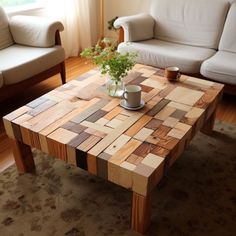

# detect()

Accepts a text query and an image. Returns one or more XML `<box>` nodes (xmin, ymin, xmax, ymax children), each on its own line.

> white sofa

<box><xmin>0</xmin><ymin>6</ymin><xmax>65</xmax><ymax>101</ymax></box>
<box><xmin>114</xmin><ymin>0</ymin><xmax>236</xmax><ymax>87</ymax></box>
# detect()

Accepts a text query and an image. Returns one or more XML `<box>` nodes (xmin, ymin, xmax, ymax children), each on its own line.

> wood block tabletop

<box><xmin>3</xmin><ymin>64</ymin><xmax>224</xmax><ymax>234</ymax></box>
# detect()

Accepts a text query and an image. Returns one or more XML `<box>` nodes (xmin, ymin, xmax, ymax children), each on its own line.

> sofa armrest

<box><xmin>9</xmin><ymin>16</ymin><xmax>64</xmax><ymax>48</ymax></box>
<box><xmin>114</xmin><ymin>14</ymin><xmax>154</xmax><ymax>42</ymax></box>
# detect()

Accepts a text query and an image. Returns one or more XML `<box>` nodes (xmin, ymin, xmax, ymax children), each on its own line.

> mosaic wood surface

<box><xmin>3</xmin><ymin>64</ymin><xmax>224</xmax><ymax>196</ymax></box>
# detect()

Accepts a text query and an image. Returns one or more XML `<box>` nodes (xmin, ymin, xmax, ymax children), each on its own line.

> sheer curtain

<box><xmin>46</xmin><ymin>0</ymin><xmax>99</xmax><ymax>57</ymax></box>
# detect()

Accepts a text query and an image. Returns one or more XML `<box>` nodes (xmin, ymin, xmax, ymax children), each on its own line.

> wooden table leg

<box><xmin>9</xmin><ymin>138</ymin><xmax>35</xmax><ymax>173</ymax></box>
<box><xmin>201</xmin><ymin>110</ymin><xmax>216</xmax><ymax>135</ymax></box>
<box><xmin>131</xmin><ymin>192</ymin><xmax>152</xmax><ymax>234</ymax></box>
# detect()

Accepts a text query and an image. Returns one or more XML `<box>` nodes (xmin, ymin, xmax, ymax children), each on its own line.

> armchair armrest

<box><xmin>114</xmin><ymin>14</ymin><xmax>154</xmax><ymax>42</ymax></box>
<box><xmin>9</xmin><ymin>16</ymin><xmax>64</xmax><ymax>48</ymax></box>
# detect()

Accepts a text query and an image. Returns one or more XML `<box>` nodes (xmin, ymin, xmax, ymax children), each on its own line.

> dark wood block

<box><xmin>67</xmin><ymin>132</ymin><xmax>90</xmax><ymax>148</ymax></box>
<box><xmin>76</xmin><ymin>149</ymin><xmax>88</xmax><ymax>170</ymax></box>
<box><xmin>86</xmin><ymin>110</ymin><xmax>108</xmax><ymax>123</ymax></box>
<box><xmin>171</xmin><ymin>109</ymin><xmax>187</xmax><ymax>120</ymax></box>
<box><xmin>145</xmin><ymin>118</ymin><xmax>162</xmax><ymax>130</ymax></box>
<box><xmin>147</xmin><ymin>99</ymin><xmax>170</xmax><ymax>117</ymax></box>
<box><xmin>133</xmin><ymin>142</ymin><xmax>156</xmax><ymax>158</ymax></box>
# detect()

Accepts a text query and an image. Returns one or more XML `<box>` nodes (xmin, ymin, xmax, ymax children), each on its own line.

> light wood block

<box><xmin>125</xmin><ymin>115</ymin><xmax>152</xmax><ymax>137</ymax></box>
<box><xmin>3</xmin><ymin>106</ymin><xmax>31</xmax><ymax>121</ymax></box>
<box><xmin>104</xmin><ymin>134</ymin><xmax>131</xmax><ymax>156</ymax></box>
<box><xmin>119</xmin><ymin>161</ymin><xmax>136</xmax><ymax>188</ymax></box>
<box><xmin>142</xmin><ymin>89</ymin><xmax>160</xmax><ymax>103</ymax></box>
<box><xmin>66</xmin><ymin>145</ymin><xmax>76</xmax><ymax>166</ymax></box>
<box><xmin>95</xmin><ymin>118</ymin><xmax>109</xmax><ymax>126</ymax></box>
<box><xmin>87</xmin><ymin>153</ymin><xmax>97</xmax><ymax>175</ymax></box>
<box><xmin>77</xmin><ymin>135</ymin><xmax>101</xmax><ymax>152</ymax></box>
<box><xmin>84</xmin><ymin>128</ymin><xmax>106</xmax><ymax>138</ymax></box>
<box><xmin>141</xmin><ymin>153</ymin><xmax>164</xmax><ymax>169</ymax></box>
<box><xmin>108</xmin><ymin>139</ymin><xmax>142</xmax><ymax>184</ymax></box>
<box><xmin>48</xmin><ymin>128</ymin><xmax>78</xmax><ymax>144</ymax></box>
<box><xmin>132</xmin><ymin>164</ymin><xmax>155</xmax><ymax>196</ymax></box>
<box><xmin>166</xmin><ymin>87</ymin><xmax>204</xmax><ymax>106</ymax></box>
<box><xmin>97</xmin><ymin>152</ymin><xmax>111</xmax><ymax>180</ymax></box>
<box><xmin>115</xmin><ymin>114</ymin><xmax>129</xmax><ymax>121</ymax></box>
<box><xmin>133</xmin><ymin>128</ymin><xmax>154</xmax><ymax>141</ymax></box>
<box><xmin>163</xmin><ymin>117</ymin><xmax>179</xmax><ymax>128</ymax></box>
<box><xmin>101</xmin><ymin>98</ymin><xmax>120</xmax><ymax>112</ymax></box>
<box><xmin>105</xmin><ymin>118</ymin><xmax>123</xmax><ymax>129</ymax></box>
<box><xmin>168</xmin><ymin>101</ymin><xmax>192</xmax><ymax>112</ymax></box>
<box><xmin>80</xmin><ymin>120</ymin><xmax>113</xmax><ymax>134</ymax></box>
<box><xmin>141</xmin><ymin>78</ymin><xmax>167</xmax><ymax>90</ymax></box>
<box><xmin>155</xmin><ymin>106</ymin><xmax>176</xmax><ymax>121</ymax></box>
<box><xmin>103</xmin><ymin>106</ymin><xmax>123</xmax><ymax>120</ymax></box>
<box><xmin>88</xmin><ymin>112</ymin><xmax>144</xmax><ymax>157</ymax></box>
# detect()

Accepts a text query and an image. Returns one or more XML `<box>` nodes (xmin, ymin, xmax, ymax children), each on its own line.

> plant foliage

<box><xmin>81</xmin><ymin>40</ymin><xmax>137</xmax><ymax>82</ymax></box>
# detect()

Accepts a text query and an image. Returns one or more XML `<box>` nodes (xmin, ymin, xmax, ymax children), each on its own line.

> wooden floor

<box><xmin>0</xmin><ymin>57</ymin><xmax>235</xmax><ymax>173</ymax></box>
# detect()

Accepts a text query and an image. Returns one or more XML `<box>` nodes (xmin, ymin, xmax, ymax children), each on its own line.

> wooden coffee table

<box><xmin>3</xmin><ymin>64</ymin><xmax>224</xmax><ymax>234</ymax></box>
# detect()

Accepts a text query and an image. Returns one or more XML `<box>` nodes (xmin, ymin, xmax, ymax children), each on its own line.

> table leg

<box><xmin>201</xmin><ymin>110</ymin><xmax>216</xmax><ymax>135</ymax></box>
<box><xmin>9</xmin><ymin>138</ymin><xmax>35</xmax><ymax>173</ymax></box>
<box><xmin>131</xmin><ymin>192</ymin><xmax>152</xmax><ymax>234</ymax></box>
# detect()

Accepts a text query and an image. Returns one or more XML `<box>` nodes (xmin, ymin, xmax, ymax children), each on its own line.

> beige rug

<box><xmin>0</xmin><ymin>120</ymin><xmax>236</xmax><ymax>236</ymax></box>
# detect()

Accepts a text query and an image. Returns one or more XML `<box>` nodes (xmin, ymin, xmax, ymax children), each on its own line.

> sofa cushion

<box><xmin>0</xmin><ymin>7</ymin><xmax>14</xmax><ymax>50</ymax></box>
<box><xmin>200</xmin><ymin>51</ymin><xmax>236</xmax><ymax>85</ymax></box>
<box><xmin>150</xmin><ymin>0</ymin><xmax>230</xmax><ymax>49</ymax></box>
<box><xmin>219</xmin><ymin>3</ymin><xmax>236</xmax><ymax>53</ymax></box>
<box><xmin>118</xmin><ymin>39</ymin><xmax>216</xmax><ymax>74</ymax></box>
<box><xmin>0</xmin><ymin>45</ymin><xmax>65</xmax><ymax>85</ymax></box>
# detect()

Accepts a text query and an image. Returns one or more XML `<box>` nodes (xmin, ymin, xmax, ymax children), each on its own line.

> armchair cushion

<box><xmin>114</xmin><ymin>14</ymin><xmax>154</xmax><ymax>42</ymax></box>
<box><xmin>9</xmin><ymin>16</ymin><xmax>64</xmax><ymax>48</ymax></box>
<box><xmin>0</xmin><ymin>7</ymin><xmax>14</xmax><ymax>50</ymax></box>
<box><xmin>118</xmin><ymin>39</ymin><xmax>216</xmax><ymax>74</ymax></box>
<box><xmin>200</xmin><ymin>51</ymin><xmax>236</xmax><ymax>85</ymax></box>
<box><xmin>0</xmin><ymin>45</ymin><xmax>65</xmax><ymax>85</ymax></box>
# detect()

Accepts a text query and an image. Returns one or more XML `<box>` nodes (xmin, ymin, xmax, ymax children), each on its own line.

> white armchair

<box><xmin>0</xmin><ymin>6</ymin><xmax>66</xmax><ymax>101</ymax></box>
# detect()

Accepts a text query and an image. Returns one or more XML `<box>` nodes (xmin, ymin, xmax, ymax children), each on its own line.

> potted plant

<box><xmin>80</xmin><ymin>39</ymin><xmax>137</xmax><ymax>97</ymax></box>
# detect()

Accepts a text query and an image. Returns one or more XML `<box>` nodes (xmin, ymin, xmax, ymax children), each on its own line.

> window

<box><xmin>0</xmin><ymin>0</ymin><xmax>45</xmax><ymax>12</ymax></box>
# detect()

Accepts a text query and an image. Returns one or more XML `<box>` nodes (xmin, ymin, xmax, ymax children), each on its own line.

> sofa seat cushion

<box><xmin>200</xmin><ymin>51</ymin><xmax>236</xmax><ymax>85</ymax></box>
<box><xmin>118</xmin><ymin>39</ymin><xmax>216</xmax><ymax>74</ymax></box>
<box><xmin>0</xmin><ymin>44</ymin><xmax>65</xmax><ymax>85</ymax></box>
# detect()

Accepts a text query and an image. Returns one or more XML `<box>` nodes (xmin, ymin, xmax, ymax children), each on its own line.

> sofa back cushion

<box><xmin>150</xmin><ymin>0</ymin><xmax>230</xmax><ymax>49</ymax></box>
<box><xmin>219</xmin><ymin>3</ymin><xmax>236</xmax><ymax>53</ymax></box>
<box><xmin>0</xmin><ymin>7</ymin><xmax>14</xmax><ymax>50</ymax></box>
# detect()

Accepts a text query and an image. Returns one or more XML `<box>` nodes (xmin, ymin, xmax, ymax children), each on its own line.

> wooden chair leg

<box><xmin>60</xmin><ymin>61</ymin><xmax>66</xmax><ymax>84</ymax></box>
<box><xmin>131</xmin><ymin>192</ymin><xmax>152</xmax><ymax>234</ymax></box>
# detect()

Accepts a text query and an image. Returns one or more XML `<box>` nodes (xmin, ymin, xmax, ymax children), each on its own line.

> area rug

<box><xmin>0</xmin><ymin>120</ymin><xmax>236</xmax><ymax>236</ymax></box>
